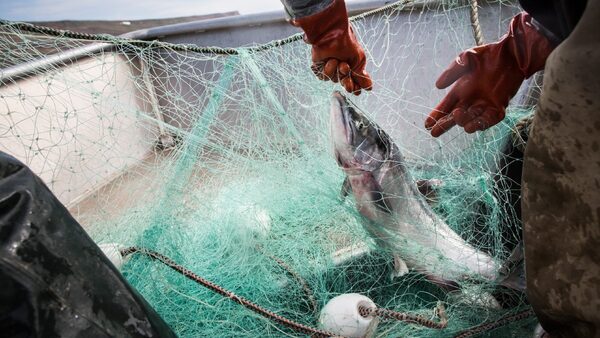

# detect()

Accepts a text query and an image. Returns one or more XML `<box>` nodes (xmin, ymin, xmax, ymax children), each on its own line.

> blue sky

<box><xmin>0</xmin><ymin>0</ymin><xmax>288</xmax><ymax>21</ymax></box>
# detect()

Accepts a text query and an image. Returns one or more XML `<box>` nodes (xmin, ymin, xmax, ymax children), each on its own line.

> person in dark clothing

<box><xmin>284</xmin><ymin>0</ymin><xmax>599</xmax><ymax>337</ymax></box>
<box><xmin>0</xmin><ymin>152</ymin><xmax>176</xmax><ymax>338</ymax></box>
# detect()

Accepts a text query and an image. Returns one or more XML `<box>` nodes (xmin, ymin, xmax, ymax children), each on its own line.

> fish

<box><xmin>329</xmin><ymin>91</ymin><xmax>499</xmax><ymax>284</ymax></box>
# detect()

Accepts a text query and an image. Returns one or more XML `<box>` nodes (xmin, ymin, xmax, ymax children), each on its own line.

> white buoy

<box><xmin>319</xmin><ymin>293</ymin><xmax>377</xmax><ymax>338</ymax></box>
<box><xmin>98</xmin><ymin>243</ymin><xmax>125</xmax><ymax>270</ymax></box>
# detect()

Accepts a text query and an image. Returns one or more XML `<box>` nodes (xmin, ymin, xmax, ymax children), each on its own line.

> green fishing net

<box><xmin>0</xmin><ymin>1</ymin><xmax>539</xmax><ymax>336</ymax></box>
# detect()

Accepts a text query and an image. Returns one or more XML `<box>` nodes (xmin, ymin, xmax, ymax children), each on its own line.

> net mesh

<box><xmin>0</xmin><ymin>1</ymin><xmax>538</xmax><ymax>336</ymax></box>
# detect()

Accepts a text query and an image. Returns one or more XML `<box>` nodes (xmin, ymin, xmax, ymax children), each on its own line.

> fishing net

<box><xmin>0</xmin><ymin>1</ymin><xmax>540</xmax><ymax>336</ymax></box>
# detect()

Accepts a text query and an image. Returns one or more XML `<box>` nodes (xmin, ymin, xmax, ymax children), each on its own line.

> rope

<box><xmin>469</xmin><ymin>0</ymin><xmax>485</xmax><ymax>46</ymax></box>
<box><xmin>358</xmin><ymin>302</ymin><xmax>448</xmax><ymax>329</ymax></box>
<box><xmin>349</xmin><ymin>0</ymin><xmax>413</xmax><ymax>22</ymax></box>
<box><xmin>454</xmin><ymin>308</ymin><xmax>536</xmax><ymax>338</ymax></box>
<box><xmin>0</xmin><ymin>0</ymin><xmax>413</xmax><ymax>56</ymax></box>
<box><xmin>120</xmin><ymin>246</ymin><xmax>453</xmax><ymax>337</ymax></box>
<box><xmin>120</xmin><ymin>246</ymin><xmax>337</xmax><ymax>337</ymax></box>
<box><xmin>0</xmin><ymin>20</ymin><xmax>241</xmax><ymax>55</ymax></box>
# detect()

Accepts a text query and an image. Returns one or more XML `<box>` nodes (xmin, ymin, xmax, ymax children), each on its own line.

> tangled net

<box><xmin>1</xmin><ymin>1</ymin><xmax>539</xmax><ymax>336</ymax></box>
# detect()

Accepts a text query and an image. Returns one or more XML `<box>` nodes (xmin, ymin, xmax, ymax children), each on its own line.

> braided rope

<box><xmin>120</xmin><ymin>246</ymin><xmax>457</xmax><ymax>336</ymax></box>
<box><xmin>349</xmin><ymin>0</ymin><xmax>413</xmax><ymax>22</ymax></box>
<box><xmin>358</xmin><ymin>301</ymin><xmax>448</xmax><ymax>329</ymax></box>
<box><xmin>469</xmin><ymin>0</ymin><xmax>485</xmax><ymax>46</ymax></box>
<box><xmin>0</xmin><ymin>20</ymin><xmax>241</xmax><ymax>55</ymax></box>
<box><xmin>120</xmin><ymin>246</ymin><xmax>336</xmax><ymax>337</ymax></box>
<box><xmin>454</xmin><ymin>308</ymin><xmax>536</xmax><ymax>338</ymax></box>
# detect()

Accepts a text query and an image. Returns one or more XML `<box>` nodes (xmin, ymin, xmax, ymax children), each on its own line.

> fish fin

<box><xmin>497</xmin><ymin>242</ymin><xmax>526</xmax><ymax>291</ymax></box>
<box><xmin>423</xmin><ymin>273</ymin><xmax>460</xmax><ymax>291</ymax></box>
<box><xmin>339</xmin><ymin>176</ymin><xmax>352</xmax><ymax>200</ymax></box>
<box><xmin>390</xmin><ymin>254</ymin><xmax>409</xmax><ymax>279</ymax></box>
<box><xmin>331</xmin><ymin>243</ymin><xmax>370</xmax><ymax>266</ymax></box>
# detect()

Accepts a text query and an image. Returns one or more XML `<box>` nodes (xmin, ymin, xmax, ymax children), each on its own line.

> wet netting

<box><xmin>0</xmin><ymin>1</ymin><xmax>541</xmax><ymax>336</ymax></box>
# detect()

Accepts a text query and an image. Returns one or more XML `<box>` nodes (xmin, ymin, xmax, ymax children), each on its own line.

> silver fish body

<box><xmin>329</xmin><ymin>91</ymin><xmax>499</xmax><ymax>283</ymax></box>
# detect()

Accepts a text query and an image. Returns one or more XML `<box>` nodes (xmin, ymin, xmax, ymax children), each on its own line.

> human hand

<box><xmin>292</xmin><ymin>0</ymin><xmax>373</xmax><ymax>95</ymax></box>
<box><xmin>425</xmin><ymin>13</ymin><xmax>554</xmax><ymax>137</ymax></box>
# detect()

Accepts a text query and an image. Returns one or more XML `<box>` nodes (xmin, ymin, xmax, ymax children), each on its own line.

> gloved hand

<box><xmin>292</xmin><ymin>0</ymin><xmax>373</xmax><ymax>95</ymax></box>
<box><xmin>425</xmin><ymin>12</ymin><xmax>555</xmax><ymax>137</ymax></box>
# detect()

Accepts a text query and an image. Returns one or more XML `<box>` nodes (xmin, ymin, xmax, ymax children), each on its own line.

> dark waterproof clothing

<box><xmin>0</xmin><ymin>152</ymin><xmax>175</xmax><ymax>338</ymax></box>
<box><xmin>520</xmin><ymin>0</ymin><xmax>587</xmax><ymax>44</ymax></box>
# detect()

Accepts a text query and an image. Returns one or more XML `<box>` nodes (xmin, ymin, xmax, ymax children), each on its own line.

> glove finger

<box><xmin>339</xmin><ymin>62</ymin><xmax>351</xmax><ymax>77</ymax></box>
<box><xmin>352</xmin><ymin>81</ymin><xmax>362</xmax><ymax>96</ymax></box>
<box><xmin>353</xmin><ymin>70</ymin><xmax>373</xmax><ymax>91</ymax></box>
<box><xmin>430</xmin><ymin>113</ymin><xmax>457</xmax><ymax>137</ymax></box>
<box><xmin>454</xmin><ymin>105</ymin><xmax>483</xmax><ymax>127</ymax></box>
<box><xmin>323</xmin><ymin>59</ymin><xmax>339</xmax><ymax>82</ymax></box>
<box><xmin>435</xmin><ymin>52</ymin><xmax>472</xmax><ymax>89</ymax></box>
<box><xmin>463</xmin><ymin>117</ymin><xmax>487</xmax><ymax>134</ymax></box>
<box><xmin>341</xmin><ymin>76</ymin><xmax>355</xmax><ymax>93</ymax></box>
<box><xmin>463</xmin><ymin>107</ymin><xmax>505</xmax><ymax>133</ymax></box>
<box><xmin>425</xmin><ymin>93</ymin><xmax>458</xmax><ymax>130</ymax></box>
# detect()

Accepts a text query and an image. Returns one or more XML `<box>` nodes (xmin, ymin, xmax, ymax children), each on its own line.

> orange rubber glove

<box><xmin>291</xmin><ymin>0</ymin><xmax>373</xmax><ymax>95</ymax></box>
<box><xmin>425</xmin><ymin>12</ymin><xmax>555</xmax><ymax>137</ymax></box>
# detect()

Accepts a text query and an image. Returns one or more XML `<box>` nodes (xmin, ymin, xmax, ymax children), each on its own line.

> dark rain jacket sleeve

<box><xmin>0</xmin><ymin>151</ymin><xmax>175</xmax><ymax>338</ymax></box>
<box><xmin>519</xmin><ymin>0</ymin><xmax>587</xmax><ymax>45</ymax></box>
<box><xmin>280</xmin><ymin>0</ymin><xmax>334</xmax><ymax>18</ymax></box>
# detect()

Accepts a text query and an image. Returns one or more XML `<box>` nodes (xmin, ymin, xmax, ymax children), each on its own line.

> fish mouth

<box><xmin>331</xmin><ymin>91</ymin><xmax>355</xmax><ymax>146</ymax></box>
<box><xmin>331</xmin><ymin>91</ymin><xmax>387</xmax><ymax>172</ymax></box>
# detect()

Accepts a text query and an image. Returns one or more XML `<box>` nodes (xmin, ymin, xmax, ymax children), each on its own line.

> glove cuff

<box><xmin>291</xmin><ymin>0</ymin><xmax>349</xmax><ymax>46</ymax></box>
<box><xmin>508</xmin><ymin>12</ymin><xmax>556</xmax><ymax>78</ymax></box>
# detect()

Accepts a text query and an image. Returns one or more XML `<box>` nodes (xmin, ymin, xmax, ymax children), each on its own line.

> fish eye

<box><xmin>354</xmin><ymin>119</ymin><xmax>365</xmax><ymax>130</ymax></box>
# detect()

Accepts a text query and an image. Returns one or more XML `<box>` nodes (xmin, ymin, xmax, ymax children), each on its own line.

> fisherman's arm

<box><xmin>280</xmin><ymin>0</ymin><xmax>373</xmax><ymax>95</ymax></box>
<box><xmin>425</xmin><ymin>12</ymin><xmax>557</xmax><ymax>137</ymax></box>
<box><xmin>0</xmin><ymin>151</ymin><xmax>176</xmax><ymax>337</ymax></box>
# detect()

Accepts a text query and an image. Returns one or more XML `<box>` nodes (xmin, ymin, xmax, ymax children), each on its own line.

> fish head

<box><xmin>330</xmin><ymin>91</ymin><xmax>393</xmax><ymax>174</ymax></box>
